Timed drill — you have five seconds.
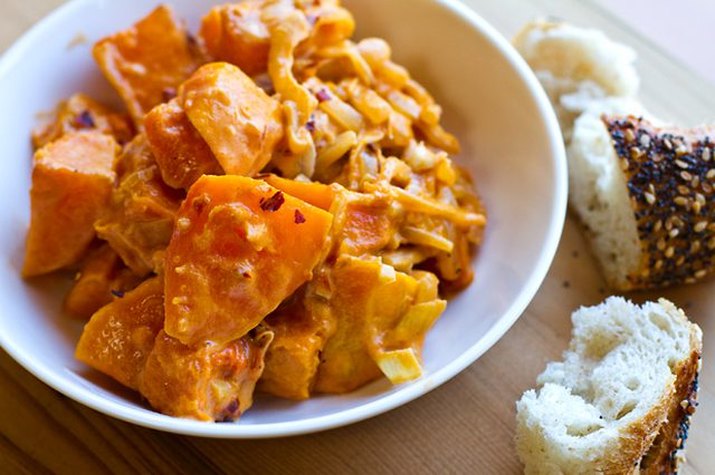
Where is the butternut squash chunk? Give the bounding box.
[199,3,271,76]
[180,62,283,177]
[314,256,419,394]
[93,5,204,124]
[139,329,272,421]
[23,131,118,277]
[258,181,394,258]
[262,174,335,211]
[75,277,164,390]
[164,175,333,346]
[114,134,156,180]
[95,159,183,276]
[258,285,336,400]
[64,244,142,319]
[332,190,400,257]
[32,93,134,149]
[144,99,222,190]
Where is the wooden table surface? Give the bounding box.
[2,0,714,473]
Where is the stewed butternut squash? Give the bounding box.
[258,283,336,400]
[199,3,271,76]
[32,93,133,149]
[75,277,164,390]
[139,329,272,422]
[113,134,156,180]
[93,5,204,124]
[26,0,486,423]
[64,244,142,319]
[331,189,400,257]
[179,62,283,177]
[23,131,118,277]
[164,175,333,346]
[95,153,183,276]
[144,99,223,190]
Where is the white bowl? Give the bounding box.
[0,0,566,437]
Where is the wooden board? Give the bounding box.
[1,0,713,473]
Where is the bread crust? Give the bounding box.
[603,115,715,290]
[602,392,670,474]
[639,321,702,474]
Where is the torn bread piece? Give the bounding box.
[516,297,702,475]
[570,113,715,290]
[513,19,640,140]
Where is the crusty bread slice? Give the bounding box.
[516,297,702,475]
[570,113,715,290]
[513,19,640,140]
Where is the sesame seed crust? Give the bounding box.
[604,115,715,289]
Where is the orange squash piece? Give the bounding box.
[64,244,142,319]
[93,5,204,124]
[179,62,283,177]
[332,190,400,257]
[258,285,336,400]
[262,174,335,211]
[138,329,272,421]
[113,134,156,180]
[313,255,419,394]
[75,277,164,390]
[23,131,118,277]
[199,3,271,76]
[164,175,333,346]
[32,93,134,149]
[260,180,394,257]
[144,99,223,190]
[95,157,183,276]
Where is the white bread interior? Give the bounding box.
[513,19,640,140]
[567,101,645,289]
[516,297,702,475]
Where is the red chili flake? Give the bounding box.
[110,289,125,298]
[242,272,251,279]
[192,194,210,214]
[186,32,198,48]
[294,209,306,224]
[75,110,95,129]
[226,399,239,413]
[259,191,285,212]
[254,74,275,95]
[315,89,331,102]
[162,87,177,102]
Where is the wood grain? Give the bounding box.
[1,0,713,473]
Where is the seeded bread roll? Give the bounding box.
[513,19,640,140]
[570,112,715,290]
[516,297,702,475]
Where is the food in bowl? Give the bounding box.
[22,0,486,422]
